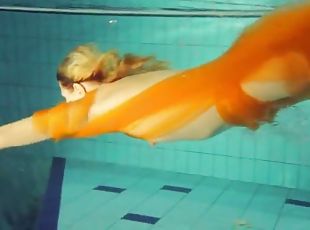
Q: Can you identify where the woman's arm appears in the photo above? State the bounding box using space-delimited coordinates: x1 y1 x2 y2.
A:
0 117 50 149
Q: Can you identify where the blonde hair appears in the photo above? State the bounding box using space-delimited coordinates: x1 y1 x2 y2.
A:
57 44 169 87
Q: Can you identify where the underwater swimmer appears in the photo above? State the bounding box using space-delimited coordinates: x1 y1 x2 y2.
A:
1 3 310 149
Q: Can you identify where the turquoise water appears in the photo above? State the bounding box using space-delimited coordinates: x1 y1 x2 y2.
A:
0 1 309 229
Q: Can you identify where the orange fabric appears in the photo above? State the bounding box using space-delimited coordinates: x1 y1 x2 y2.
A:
74 77 214 139
33 91 95 140
203 3 310 128
32 3 310 141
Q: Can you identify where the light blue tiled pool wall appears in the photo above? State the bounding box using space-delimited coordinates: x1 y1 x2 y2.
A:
1 0 310 191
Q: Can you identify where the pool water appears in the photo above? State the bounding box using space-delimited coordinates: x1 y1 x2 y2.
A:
0 1 309 229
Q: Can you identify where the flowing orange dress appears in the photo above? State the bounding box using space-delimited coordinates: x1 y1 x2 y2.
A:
33 3 310 142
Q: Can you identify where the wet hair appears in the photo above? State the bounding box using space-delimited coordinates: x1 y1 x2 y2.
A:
57 44 169 89
56 68 104 88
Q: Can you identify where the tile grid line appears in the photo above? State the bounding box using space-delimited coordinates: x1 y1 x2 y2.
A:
70 169 156 228
105 174 182 229
191 180 232 227
272 188 291 230
148 176 205 229
239 184 261 218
